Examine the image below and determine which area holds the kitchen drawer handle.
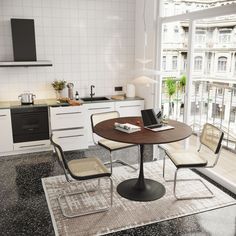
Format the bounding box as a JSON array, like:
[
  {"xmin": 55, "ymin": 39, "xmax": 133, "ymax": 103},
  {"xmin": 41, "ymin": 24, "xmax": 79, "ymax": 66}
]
[
  {"xmin": 56, "ymin": 112, "xmax": 82, "ymax": 115},
  {"xmin": 58, "ymin": 134, "xmax": 84, "ymax": 139},
  {"xmin": 88, "ymin": 107, "xmax": 111, "ymax": 110},
  {"xmin": 19, "ymin": 143, "xmax": 46, "ymax": 148},
  {"xmin": 119, "ymin": 105, "xmax": 141, "ymax": 108},
  {"xmin": 0, "ymin": 115, "xmax": 7, "ymax": 117},
  {"xmin": 52, "ymin": 127, "xmax": 84, "ymax": 132}
]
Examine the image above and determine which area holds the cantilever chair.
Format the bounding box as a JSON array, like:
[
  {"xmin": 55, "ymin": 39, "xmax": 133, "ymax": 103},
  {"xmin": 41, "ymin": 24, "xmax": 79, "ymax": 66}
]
[
  {"xmin": 50, "ymin": 136, "xmax": 113, "ymax": 218},
  {"xmin": 91, "ymin": 111, "xmax": 138, "ymax": 173},
  {"xmin": 162, "ymin": 123, "xmax": 224, "ymax": 200}
]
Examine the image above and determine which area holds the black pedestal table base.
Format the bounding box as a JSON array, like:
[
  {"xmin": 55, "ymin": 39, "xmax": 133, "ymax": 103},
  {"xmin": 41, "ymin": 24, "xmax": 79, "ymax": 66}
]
[
  {"xmin": 116, "ymin": 144, "xmax": 166, "ymax": 202},
  {"xmin": 117, "ymin": 178, "xmax": 166, "ymax": 201}
]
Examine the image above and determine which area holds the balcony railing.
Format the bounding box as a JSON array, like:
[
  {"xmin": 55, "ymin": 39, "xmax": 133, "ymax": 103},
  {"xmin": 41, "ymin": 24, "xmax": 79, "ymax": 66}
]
[{"xmin": 161, "ymin": 80, "xmax": 236, "ymax": 152}]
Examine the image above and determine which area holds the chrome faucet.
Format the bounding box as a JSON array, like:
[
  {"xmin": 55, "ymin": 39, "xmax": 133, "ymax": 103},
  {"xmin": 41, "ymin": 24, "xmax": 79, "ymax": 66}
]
[{"xmin": 90, "ymin": 85, "xmax": 95, "ymax": 100}]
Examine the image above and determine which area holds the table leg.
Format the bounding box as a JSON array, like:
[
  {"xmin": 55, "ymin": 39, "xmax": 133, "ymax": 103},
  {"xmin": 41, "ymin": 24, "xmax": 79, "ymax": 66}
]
[{"xmin": 117, "ymin": 144, "xmax": 166, "ymax": 201}]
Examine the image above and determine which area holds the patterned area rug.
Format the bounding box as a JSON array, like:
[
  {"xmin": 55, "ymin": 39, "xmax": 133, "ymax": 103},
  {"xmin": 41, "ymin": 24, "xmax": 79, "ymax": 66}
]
[{"xmin": 42, "ymin": 160, "xmax": 236, "ymax": 236}]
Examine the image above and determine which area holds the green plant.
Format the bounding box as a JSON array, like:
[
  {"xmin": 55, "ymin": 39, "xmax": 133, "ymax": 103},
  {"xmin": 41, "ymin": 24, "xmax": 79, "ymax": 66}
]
[
  {"xmin": 179, "ymin": 75, "xmax": 187, "ymax": 93},
  {"xmin": 166, "ymin": 78, "xmax": 176, "ymax": 98},
  {"xmin": 51, "ymin": 80, "xmax": 67, "ymax": 91},
  {"xmin": 165, "ymin": 78, "xmax": 176, "ymax": 117}
]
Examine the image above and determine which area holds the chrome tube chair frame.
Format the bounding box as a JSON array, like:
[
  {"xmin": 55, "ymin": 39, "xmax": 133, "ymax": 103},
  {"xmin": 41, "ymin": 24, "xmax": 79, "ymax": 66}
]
[
  {"xmin": 91, "ymin": 111, "xmax": 138, "ymax": 173},
  {"xmin": 162, "ymin": 123, "xmax": 224, "ymax": 200},
  {"xmin": 50, "ymin": 137, "xmax": 113, "ymax": 218}
]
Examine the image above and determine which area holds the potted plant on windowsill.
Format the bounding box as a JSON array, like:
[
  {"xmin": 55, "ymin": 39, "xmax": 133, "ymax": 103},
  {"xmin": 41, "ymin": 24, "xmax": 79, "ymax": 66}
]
[{"xmin": 51, "ymin": 80, "xmax": 67, "ymax": 100}]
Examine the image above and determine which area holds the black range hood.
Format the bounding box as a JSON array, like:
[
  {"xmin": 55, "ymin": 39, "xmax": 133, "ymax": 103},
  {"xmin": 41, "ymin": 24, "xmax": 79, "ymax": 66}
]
[{"xmin": 0, "ymin": 18, "xmax": 52, "ymax": 67}]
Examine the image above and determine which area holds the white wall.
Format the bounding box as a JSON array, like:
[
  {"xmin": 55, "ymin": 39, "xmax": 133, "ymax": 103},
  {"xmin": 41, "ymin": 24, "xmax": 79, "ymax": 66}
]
[{"xmin": 0, "ymin": 0, "xmax": 135, "ymax": 101}]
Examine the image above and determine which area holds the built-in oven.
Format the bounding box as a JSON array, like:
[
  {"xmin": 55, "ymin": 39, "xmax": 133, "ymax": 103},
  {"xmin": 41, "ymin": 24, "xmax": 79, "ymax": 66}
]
[{"xmin": 11, "ymin": 106, "xmax": 49, "ymax": 143}]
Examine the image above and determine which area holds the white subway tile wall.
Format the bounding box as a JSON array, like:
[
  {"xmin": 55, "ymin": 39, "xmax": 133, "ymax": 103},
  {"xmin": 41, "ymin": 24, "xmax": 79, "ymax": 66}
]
[{"xmin": 0, "ymin": 0, "xmax": 135, "ymax": 100}]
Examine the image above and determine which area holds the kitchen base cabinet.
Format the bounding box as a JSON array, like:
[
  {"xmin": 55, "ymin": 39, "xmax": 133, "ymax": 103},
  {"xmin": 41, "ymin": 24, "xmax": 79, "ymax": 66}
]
[
  {"xmin": 0, "ymin": 109, "xmax": 14, "ymax": 153},
  {"xmin": 50, "ymin": 106, "xmax": 88, "ymax": 151},
  {"xmin": 84, "ymin": 99, "xmax": 144, "ymax": 146},
  {"xmin": 52, "ymin": 128, "xmax": 87, "ymax": 151},
  {"xmin": 84, "ymin": 102, "xmax": 115, "ymax": 146},
  {"xmin": 115, "ymin": 100, "xmax": 144, "ymax": 117},
  {"xmin": 14, "ymin": 140, "xmax": 50, "ymax": 151}
]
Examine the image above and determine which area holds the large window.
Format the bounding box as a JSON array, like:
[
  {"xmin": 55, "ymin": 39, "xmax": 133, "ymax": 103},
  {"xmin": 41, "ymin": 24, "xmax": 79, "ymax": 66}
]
[
  {"xmin": 218, "ymin": 56, "xmax": 227, "ymax": 72},
  {"xmin": 159, "ymin": 2, "xmax": 236, "ymax": 151},
  {"xmin": 194, "ymin": 56, "xmax": 203, "ymax": 71}
]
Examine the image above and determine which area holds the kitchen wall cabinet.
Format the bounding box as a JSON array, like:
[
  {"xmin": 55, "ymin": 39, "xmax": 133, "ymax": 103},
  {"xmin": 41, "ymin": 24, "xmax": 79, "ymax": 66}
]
[
  {"xmin": 50, "ymin": 106, "xmax": 88, "ymax": 151},
  {"xmin": 0, "ymin": 109, "xmax": 14, "ymax": 153}
]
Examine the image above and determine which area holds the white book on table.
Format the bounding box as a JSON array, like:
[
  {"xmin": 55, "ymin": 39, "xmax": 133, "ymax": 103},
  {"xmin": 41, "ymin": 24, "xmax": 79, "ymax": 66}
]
[{"xmin": 114, "ymin": 122, "xmax": 141, "ymax": 133}]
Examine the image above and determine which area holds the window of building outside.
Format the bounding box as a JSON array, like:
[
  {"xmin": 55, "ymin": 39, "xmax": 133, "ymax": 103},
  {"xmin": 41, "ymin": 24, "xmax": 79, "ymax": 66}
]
[
  {"xmin": 230, "ymin": 107, "xmax": 236, "ymax": 122},
  {"xmin": 206, "ymin": 53, "xmax": 212, "ymax": 73},
  {"xmin": 194, "ymin": 56, "xmax": 203, "ymax": 71},
  {"xmin": 162, "ymin": 56, "xmax": 167, "ymax": 70},
  {"xmin": 174, "ymin": 4, "xmax": 181, "ymax": 15},
  {"xmin": 219, "ymin": 29, "xmax": 232, "ymax": 43},
  {"xmin": 195, "ymin": 30, "xmax": 206, "ymax": 43},
  {"xmin": 163, "ymin": 25, "xmax": 168, "ymax": 42},
  {"xmin": 172, "ymin": 56, "xmax": 177, "ymax": 70},
  {"xmin": 218, "ymin": 56, "xmax": 227, "ymax": 72}
]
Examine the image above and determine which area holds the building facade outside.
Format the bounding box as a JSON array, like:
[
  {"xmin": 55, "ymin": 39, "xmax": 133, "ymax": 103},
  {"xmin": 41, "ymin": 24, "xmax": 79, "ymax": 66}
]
[{"xmin": 161, "ymin": 0, "xmax": 236, "ymax": 150}]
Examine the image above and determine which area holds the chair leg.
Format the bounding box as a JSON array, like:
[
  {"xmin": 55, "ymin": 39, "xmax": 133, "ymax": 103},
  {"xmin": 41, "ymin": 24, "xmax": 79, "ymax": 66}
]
[
  {"xmin": 103, "ymin": 152, "xmax": 137, "ymax": 171},
  {"xmin": 172, "ymin": 168, "xmax": 214, "ymax": 200},
  {"xmin": 162, "ymin": 151, "xmax": 214, "ymax": 200},
  {"xmin": 58, "ymin": 177, "xmax": 113, "ymax": 218},
  {"xmin": 163, "ymin": 151, "xmax": 166, "ymax": 179}
]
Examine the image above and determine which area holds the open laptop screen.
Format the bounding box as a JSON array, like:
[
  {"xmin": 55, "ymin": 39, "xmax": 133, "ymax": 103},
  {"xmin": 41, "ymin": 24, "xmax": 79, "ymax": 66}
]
[{"xmin": 141, "ymin": 109, "xmax": 159, "ymax": 127}]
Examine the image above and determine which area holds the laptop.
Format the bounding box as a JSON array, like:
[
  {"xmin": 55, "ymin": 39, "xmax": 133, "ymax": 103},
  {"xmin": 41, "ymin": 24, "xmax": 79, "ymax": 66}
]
[{"xmin": 141, "ymin": 109, "xmax": 174, "ymax": 132}]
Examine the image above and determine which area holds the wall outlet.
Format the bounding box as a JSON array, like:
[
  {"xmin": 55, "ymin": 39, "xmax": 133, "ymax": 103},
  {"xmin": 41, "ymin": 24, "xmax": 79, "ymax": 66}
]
[{"xmin": 114, "ymin": 86, "xmax": 123, "ymax": 91}]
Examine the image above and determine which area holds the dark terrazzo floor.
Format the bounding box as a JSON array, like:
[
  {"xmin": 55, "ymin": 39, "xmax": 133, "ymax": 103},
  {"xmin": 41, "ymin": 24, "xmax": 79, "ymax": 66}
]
[{"xmin": 0, "ymin": 146, "xmax": 235, "ymax": 236}]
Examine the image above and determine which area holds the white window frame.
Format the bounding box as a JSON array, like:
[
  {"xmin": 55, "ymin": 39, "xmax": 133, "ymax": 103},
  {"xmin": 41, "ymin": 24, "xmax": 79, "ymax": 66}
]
[
  {"xmin": 154, "ymin": 2, "xmax": 236, "ymax": 125},
  {"xmin": 172, "ymin": 55, "xmax": 178, "ymax": 70},
  {"xmin": 218, "ymin": 28, "xmax": 232, "ymax": 44},
  {"xmin": 194, "ymin": 56, "xmax": 203, "ymax": 71},
  {"xmin": 217, "ymin": 56, "xmax": 227, "ymax": 72}
]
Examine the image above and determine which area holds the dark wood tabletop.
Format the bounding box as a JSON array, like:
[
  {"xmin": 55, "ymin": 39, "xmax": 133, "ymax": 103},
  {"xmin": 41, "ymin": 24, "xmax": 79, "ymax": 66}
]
[{"xmin": 94, "ymin": 117, "xmax": 192, "ymax": 145}]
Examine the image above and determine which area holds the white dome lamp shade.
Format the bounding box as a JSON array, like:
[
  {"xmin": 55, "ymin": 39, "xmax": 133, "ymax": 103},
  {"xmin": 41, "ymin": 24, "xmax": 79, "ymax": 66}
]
[
  {"xmin": 133, "ymin": 0, "xmax": 161, "ymax": 87},
  {"xmin": 131, "ymin": 76, "xmax": 157, "ymax": 87}
]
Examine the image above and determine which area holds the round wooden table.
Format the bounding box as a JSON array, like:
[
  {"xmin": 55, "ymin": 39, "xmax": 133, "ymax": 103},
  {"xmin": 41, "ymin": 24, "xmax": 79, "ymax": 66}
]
[{"xmin": 94, "ymin": 117, "xmax": 192, "ymax": 202}]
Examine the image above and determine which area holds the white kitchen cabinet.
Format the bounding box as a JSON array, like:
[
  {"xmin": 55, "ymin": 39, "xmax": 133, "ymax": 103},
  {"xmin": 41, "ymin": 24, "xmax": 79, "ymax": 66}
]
[
  {"xmin": 50, "ymin": 106, "xmax": 85, "ymax": 130},
  {"xmin": 52, "ymin": 128, "xmax": 87, "ymax": 152},
  {"xmin": 84, "ymin": 102, "xmax": 115, "ymax": 146},
  {"xmin": 50, "ymin": 106, "xmax": 88, "ymax": 151},
  {"xmin": 0, "ymin": 109, "xmax": 14, "ymax": 153},
  {"xmin": 115, "ymin": 100, "xmax": 144, "ymax": 117},
  {"xmin": 14, "ymin": 140, "xmax": 50, "ymax": 151}
]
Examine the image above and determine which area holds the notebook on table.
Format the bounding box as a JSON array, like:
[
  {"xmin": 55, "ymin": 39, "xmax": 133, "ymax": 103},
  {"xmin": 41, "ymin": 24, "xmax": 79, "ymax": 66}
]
[{"xmin": 141, "ymin": 109, "xmax": 174, "ymax": 132}]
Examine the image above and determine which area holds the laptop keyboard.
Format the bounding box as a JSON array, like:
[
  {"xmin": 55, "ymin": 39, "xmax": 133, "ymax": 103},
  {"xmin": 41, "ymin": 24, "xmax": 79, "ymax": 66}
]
[{"xmin": 149, "ymin": 124, "xmax": 163, "ymax": 128}]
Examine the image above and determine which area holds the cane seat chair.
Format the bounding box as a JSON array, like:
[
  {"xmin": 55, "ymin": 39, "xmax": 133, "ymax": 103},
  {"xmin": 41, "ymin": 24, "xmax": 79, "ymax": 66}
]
[
  {"xmin": 50, "ymin": 136, "xmax": 113, "ymax": 218},
  {"xmin": 91, "ymin": 111, "xmax": 138, "ymax": 173},
  {"xmin": 162, "ymin": 123, "xmax": 224, "ymax": 200}
]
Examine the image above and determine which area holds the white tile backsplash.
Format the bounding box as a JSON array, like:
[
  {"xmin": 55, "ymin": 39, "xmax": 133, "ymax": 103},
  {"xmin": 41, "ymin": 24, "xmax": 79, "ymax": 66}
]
[{"xmin": 0, "ymin": 0, "xmax": 135, "ymax": 101}]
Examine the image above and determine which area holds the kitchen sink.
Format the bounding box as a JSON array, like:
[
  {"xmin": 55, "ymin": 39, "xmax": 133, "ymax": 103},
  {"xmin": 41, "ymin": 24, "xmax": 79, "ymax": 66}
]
[{"xmin": 81, "ymin": 96, "xmax": 110, "ymax": 101}]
